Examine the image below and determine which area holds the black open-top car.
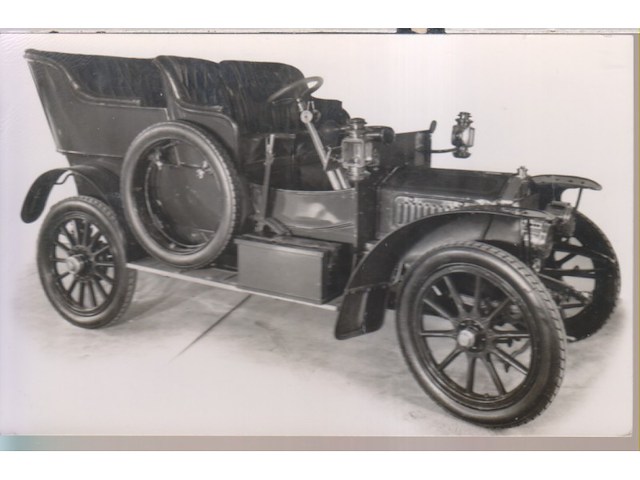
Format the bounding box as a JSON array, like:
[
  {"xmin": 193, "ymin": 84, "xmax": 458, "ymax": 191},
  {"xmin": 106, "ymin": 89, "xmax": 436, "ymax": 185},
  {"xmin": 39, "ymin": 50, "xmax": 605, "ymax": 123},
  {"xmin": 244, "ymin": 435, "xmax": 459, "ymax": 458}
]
[{"xmin": 21, "ymin": 49, "xmax": 620, "ymax": 428}]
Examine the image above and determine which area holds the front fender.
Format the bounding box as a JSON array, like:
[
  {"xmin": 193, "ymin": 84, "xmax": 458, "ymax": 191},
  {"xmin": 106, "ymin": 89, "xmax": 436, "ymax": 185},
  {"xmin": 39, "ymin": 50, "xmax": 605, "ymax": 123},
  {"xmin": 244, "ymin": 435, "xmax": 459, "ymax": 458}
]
[
  {"xmin": 335, "ymin": 207, "xmax": 551, "ymax": 340},
  {"xmin": 21, "ymin": 164, "xmax": 120, "ymax": 223},
  {"xmin": 531, "ymin": 174, "xmax": 601, "ymax": 191},
  {"xmin": 531, "ymin": 174, "xmax": 601, "ymax": 204}
]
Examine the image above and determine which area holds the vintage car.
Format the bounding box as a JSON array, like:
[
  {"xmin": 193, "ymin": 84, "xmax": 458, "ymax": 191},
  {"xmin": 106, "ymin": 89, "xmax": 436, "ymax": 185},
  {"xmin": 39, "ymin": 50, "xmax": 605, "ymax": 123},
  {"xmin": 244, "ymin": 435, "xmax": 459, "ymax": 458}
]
[{"xmin": 21, "ymin": 49, "xmax": 620, "ymax": 428}]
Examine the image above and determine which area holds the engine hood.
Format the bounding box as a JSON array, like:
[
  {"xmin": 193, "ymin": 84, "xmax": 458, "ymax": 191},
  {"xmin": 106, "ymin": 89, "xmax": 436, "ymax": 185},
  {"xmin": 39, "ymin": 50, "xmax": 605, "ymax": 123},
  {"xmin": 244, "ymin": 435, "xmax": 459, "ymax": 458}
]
[
  {"xmin": 382, "ymin": 167, "xmax": 516, "ymax": 200},
  {"xmin": 378, "ymin": 166, "xmax": 529, "ymax": 234}
]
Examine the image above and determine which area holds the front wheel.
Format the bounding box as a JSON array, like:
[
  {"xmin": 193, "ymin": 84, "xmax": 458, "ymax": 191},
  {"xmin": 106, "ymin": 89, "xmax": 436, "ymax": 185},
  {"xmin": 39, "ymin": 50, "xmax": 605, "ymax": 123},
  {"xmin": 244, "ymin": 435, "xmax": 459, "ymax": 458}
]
[
  {"xmin": 396, "ymin": 241, "xmax": 566, "ymax": 428},
  {"xmin": 37, "ymin": 196, "xmax": 137, "ymax": 328},
  {"xmin": 541, "ymin": 212, "xmax": 620, "ymax": 340}
]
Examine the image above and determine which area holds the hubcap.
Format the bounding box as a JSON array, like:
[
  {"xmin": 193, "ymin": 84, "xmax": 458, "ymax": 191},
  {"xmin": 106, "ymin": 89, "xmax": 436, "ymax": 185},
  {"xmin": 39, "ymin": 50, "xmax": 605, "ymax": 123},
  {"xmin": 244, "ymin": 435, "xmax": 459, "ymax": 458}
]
[
  {"xmin": 457, "ymin": 329, "xmax": 477, "ymax": 348},
  {"xmin": 51, "ymin": 215, "xmax": 117, "ymax": 314},
  {"xmin": 65, "ymin": 255, "xmax": 86, "ymax": 275}
]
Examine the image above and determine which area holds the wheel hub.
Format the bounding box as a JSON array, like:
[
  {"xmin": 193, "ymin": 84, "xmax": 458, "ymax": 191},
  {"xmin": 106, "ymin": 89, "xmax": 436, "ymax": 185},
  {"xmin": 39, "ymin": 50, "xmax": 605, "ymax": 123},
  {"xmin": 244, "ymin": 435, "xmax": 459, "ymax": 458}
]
[
  {"xmin": 457, "ymin": 329, "xmax": 477, "ymax": 348},
  {"xmin": 456, "ymin": 321, "xmax": 487, "ymax": 351},
  {"xmin": 65, "ymin": 254, "xmax": 87, "ymax": 275}
]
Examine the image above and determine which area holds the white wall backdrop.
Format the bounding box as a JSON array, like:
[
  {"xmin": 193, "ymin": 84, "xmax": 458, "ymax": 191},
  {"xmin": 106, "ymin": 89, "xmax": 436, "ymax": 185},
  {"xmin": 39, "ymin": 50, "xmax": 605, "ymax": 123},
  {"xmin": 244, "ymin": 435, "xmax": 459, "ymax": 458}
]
[{"xmin": 0, "ymin": 33, "xmax": 635, "ymax": 438}]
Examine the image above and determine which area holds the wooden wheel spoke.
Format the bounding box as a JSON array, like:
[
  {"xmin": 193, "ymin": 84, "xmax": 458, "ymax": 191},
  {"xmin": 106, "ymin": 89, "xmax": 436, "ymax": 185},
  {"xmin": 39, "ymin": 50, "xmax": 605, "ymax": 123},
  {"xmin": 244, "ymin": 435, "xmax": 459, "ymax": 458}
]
[
  {"xmin": 423, "ymin": 298, "xmax": 455, "ymax": 322},
  {"xmin": 491, "ymin": 331, "xmax": 530, "ymax": 340},
  {"xmin": 94, "ymin": 261, "xmax": 115, "ymax": 268},
  {"xmin": 491, "ymin": 348, "xmax": 529, "ymax": 375},
  {"xmin": 560, "ymin": 302, "xmax": 588, "ymax": 309},
  {"xmin": 81, "ymin": 220, "xmax": 91, "ymax": 246},
  {"xmin": 542, "ymin": 268, "xmax": 598, "ymax": 279},
  {"xmin": 419, "ymin": 329, "xmax": 457, "ymax": 338},
  {"xmin": 482, "ymin": 355, "xmax": 506, "ymax": 395},
  {"xmin": 466, "ymin": 356, "xmax": 477, "ymax": 393},
  {"xmin": 73, "ymin": 218, "xmax": 88, "ymax": 245},
  {"xmin": 539, "ymin": 274, "xmax": 591, "ymax": 303},
  {"xmin": 55, "ymin": 240, "xmax": 71, "ymax": 252},
  {"xmin": 61, "ymin": 225, "xmax": 77, "ymax": 246},
  {"xmin": 472, "ymin": 276, "xmax": 483, "ymax": 313},
  {"xmin": 438, "ymin": 347, "xmax": 463, "ymax": 372},
  {"xmin": 87, "ymin": 281, "xmax": 98, "ymax": 308},
  {"xmin": 92, "ymin": 244, "xmax": 111, "ymax": 257},
  {"xmin": 56, "ymin": 271, "xmax": 70, "ymax": 281},
  {"xmin": 95, "ymin": 270, "xmax": 114, "ymax": 284},
  {"xmin": 66, "ymin": 278, "xmax": 78, "ymax": 297},
  {"xmin": 93, "ymin": 277, "xmax": 108, "ymax": 298},
  {"xmin": 443, "ymin": 275, "xmax": 466, "ymax": 315},
  {"xmin": 78, "ymin": 282, "xmax": 86, "ymax": 307},
  {"xmin": 483, "ymin": 298, "xmax": 511, "ymax": 326},
  {"xmin": 553, "ymin": 244, "xmax": 613, "ymax": 264},
  {"xmin": 556, "ymin": 252, "xmax": 577, "ymax": 265},
  {"xmin": 73, "ymin": 219, "xmax": 86, "ymax": 245},
  {"xmin": 87, "ymin": 231, "xmax": 101, "ymax": 249}
]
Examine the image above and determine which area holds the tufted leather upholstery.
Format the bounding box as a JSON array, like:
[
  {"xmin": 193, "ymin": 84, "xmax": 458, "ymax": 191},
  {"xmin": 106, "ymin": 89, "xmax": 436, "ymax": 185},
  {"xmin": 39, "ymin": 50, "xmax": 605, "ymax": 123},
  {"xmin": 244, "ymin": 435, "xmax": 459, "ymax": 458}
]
[
  {"xmin": 155, "ymin": 56, "xmax": 349, "ymax": 136},
  {"xmin": 25, "ymin": 50, "xmax": 166, "ymax": 108},
  {"xmin": 220, "ymin": 60, "xmax": 350, "ymax": 134},
  {"xmin": 154, "ymin": 56, "xmax": 232, "ymax": 112},
  {"xmin": 218, "ymin": 60, "xmax": 306, "ymax": 134}
]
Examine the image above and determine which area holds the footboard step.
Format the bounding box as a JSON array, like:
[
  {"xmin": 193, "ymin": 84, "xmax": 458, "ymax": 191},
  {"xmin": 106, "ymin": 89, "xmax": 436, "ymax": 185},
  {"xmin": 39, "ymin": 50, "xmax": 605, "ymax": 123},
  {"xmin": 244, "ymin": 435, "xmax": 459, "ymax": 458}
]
[{"xmin": 127, "ymin": 257, "xmax": 341, "ymax": 311}]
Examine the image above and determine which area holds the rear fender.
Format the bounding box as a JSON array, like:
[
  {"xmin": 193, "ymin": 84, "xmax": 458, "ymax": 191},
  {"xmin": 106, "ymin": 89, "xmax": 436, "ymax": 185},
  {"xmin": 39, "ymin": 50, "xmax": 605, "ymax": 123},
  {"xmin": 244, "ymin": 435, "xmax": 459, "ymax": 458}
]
[
  {"xmin": 335, "ymin": 208, "xmax": 544, "ymax": 339},
  {"xmin": 21, "ymin": 164, "xmax": 121, "ymax": 223}
]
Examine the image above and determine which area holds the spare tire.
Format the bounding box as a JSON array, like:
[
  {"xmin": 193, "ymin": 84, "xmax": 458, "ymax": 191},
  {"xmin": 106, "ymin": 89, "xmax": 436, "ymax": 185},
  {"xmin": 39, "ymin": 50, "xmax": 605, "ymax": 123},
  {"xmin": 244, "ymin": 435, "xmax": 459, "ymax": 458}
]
[{"xmin": 121, "ymin": 121, "xmax": 243, "ymax": 269}]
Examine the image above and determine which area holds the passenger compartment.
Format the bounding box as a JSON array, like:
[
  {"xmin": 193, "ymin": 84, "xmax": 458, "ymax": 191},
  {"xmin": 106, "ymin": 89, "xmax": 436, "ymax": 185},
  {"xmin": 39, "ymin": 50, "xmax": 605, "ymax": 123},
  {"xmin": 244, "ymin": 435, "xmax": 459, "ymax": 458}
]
[{"xmin": 25, "ymin": 49, "xmax": 168, "ymax": 157}]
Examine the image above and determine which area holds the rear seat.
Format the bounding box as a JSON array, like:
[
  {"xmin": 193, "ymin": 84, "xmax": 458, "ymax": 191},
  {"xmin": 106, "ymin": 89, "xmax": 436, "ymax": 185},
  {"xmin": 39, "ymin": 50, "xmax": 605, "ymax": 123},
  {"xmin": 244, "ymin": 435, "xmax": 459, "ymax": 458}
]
[{"xmin": 24, "ymin": 49, "xmax": 166, "ymax": 108}]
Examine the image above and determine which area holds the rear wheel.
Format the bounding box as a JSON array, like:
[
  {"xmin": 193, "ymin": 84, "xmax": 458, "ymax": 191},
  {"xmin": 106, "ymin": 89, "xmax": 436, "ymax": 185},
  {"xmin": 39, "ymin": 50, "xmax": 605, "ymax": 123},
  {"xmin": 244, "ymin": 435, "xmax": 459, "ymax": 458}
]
[
  {"xmin": 541, "ymin": 212, "xmax": 620, "ymax": 340},
  {"xmin": 37, "ymin": 196, "xmax": 136, "ymax": 328},
  {"xmin": 121, "ymin": 121, "xmax": 243, "ymax": 269},
  {"xmin": 396, "ymin": 241, "xmax": 566, "ymax": 428}
]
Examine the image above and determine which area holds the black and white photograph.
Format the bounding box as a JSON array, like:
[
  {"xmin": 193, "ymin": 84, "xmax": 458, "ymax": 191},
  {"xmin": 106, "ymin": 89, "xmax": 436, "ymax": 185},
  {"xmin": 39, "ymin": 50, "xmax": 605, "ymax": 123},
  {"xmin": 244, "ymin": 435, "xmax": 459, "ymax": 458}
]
[{"xmin": 0, "ymin": 31, "xmax": 635, "ymax": 446}]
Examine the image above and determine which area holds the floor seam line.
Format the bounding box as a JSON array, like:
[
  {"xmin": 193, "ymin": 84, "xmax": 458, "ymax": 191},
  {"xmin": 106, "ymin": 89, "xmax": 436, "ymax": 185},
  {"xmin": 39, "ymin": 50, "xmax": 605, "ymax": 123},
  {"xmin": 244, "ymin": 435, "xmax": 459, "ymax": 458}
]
[{"xmin": 169, "ymin": 294, "xmax": 253, "ymax": 362}]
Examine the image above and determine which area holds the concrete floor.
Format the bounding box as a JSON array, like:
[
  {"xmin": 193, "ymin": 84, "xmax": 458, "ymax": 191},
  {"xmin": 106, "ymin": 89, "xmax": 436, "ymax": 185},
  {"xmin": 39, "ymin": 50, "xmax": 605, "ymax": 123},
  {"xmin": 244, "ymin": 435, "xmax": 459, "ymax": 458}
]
[{"xmin": 0, "ymin": 262, "xmax": 633, "ymax": 438}]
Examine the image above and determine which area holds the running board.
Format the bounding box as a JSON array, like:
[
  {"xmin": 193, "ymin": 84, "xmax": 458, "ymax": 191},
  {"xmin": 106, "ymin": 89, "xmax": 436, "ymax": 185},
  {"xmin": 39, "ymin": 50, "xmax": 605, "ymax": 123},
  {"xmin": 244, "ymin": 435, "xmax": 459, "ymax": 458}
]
[{"xmin": 127, "ymin": 258, "xmax": 341, "ymax": 312}]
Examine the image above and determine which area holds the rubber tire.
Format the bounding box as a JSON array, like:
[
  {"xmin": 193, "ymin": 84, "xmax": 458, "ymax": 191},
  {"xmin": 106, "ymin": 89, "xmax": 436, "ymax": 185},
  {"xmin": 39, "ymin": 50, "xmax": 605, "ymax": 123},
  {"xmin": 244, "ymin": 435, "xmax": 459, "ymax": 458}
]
[
  {"xmin": 551, "ymin": 213, "xmax": 620, "ymax": 340},
  {"xmin": 121, "ymin": 121, "xmax": 243, "ymax": 269},
  {"xmin": 396, "ymin": 241, "xmax": 566, "ymax": 428},
  {"xmin": 37, "ymin": 196, "xmax": 137, "ymax": 329}
]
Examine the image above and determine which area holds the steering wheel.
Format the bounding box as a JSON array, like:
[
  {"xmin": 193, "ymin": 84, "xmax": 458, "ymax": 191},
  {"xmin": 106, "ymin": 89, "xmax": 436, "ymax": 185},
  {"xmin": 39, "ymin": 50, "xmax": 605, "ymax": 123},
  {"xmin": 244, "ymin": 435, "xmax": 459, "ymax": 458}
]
[{"xmin": 267, "ymin": 76, "xmax": 324, "ymax": 105}]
